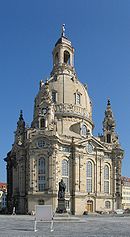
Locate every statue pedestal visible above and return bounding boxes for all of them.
[56,198,67,213]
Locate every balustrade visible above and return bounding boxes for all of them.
[55,103,89,118]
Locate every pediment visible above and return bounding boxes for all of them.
[74,136,108,151]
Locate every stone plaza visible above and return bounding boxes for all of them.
[0,214,130,237]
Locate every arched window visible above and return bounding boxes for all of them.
[64,50,70,64]
[86,161,93,193]
[55,52,59,65]
[81,124,87,137]
[105,201,111,209]
[38,158,45,174]
[38,158,46,191]
[62,159,69,192]
[104,165,110,194]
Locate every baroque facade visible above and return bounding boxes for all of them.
[5,27,124,215]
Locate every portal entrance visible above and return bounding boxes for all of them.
[86,200,93,212]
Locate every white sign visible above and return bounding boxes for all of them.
[34,205,54,232]
[35,205,52,221]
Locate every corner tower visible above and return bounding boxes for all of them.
[103,99,119,144]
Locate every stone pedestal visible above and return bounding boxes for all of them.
[56,198,67,213]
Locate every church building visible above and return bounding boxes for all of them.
[5,26,124,215]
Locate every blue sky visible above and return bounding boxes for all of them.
[0,0,130,182]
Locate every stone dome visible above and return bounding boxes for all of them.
[32,26,94,136]
[48,75,92,122]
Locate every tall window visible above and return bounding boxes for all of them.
[38,158,46,191]
[86,161,93,193]
[75,93,81,105]
[62,159,69,192]
[104,165,110,194]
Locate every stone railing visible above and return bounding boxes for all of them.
[55,103,91,120]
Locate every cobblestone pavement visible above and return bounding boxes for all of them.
[0,215,130,237]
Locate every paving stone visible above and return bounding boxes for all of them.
[0,215,130,237]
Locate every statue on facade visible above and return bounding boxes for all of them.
[58,179,66,199]
[56,179,67,213]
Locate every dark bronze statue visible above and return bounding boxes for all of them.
[58,179,66,199]
[56,179,67,213]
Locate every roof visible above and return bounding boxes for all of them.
[55,36,71,47]
[0,183,7,190]
[121,176,130,185]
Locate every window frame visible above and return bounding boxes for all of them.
[86,161,93,193]
[38,157,46,192]
[104,164,110,194]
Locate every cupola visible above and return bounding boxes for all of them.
[51,24,74,76]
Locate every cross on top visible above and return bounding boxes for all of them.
[61,24,65,37]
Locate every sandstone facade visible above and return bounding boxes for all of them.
[5,27,124,215]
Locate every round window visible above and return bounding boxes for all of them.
[37,140,45,148]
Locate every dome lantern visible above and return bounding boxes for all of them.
[51,25,74,73]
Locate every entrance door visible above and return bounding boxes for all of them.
[86,200,93,212]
